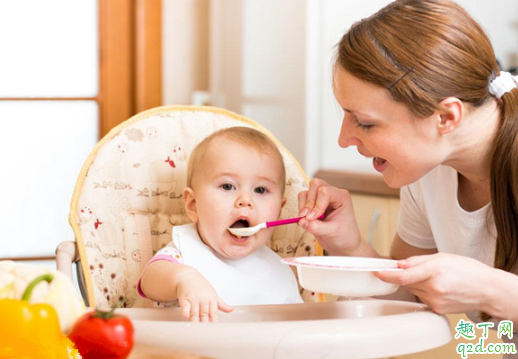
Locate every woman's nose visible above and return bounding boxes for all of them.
[235,192,254,208]
[338,118,361,148]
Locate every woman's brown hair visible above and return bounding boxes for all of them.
[336,0,518,317]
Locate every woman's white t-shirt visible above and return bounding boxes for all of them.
[397,165,517,352]
[398,165,496,264]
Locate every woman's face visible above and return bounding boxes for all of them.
[333,67,446,188]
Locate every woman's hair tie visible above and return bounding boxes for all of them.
[489,71,518,99]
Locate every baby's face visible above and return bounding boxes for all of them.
[187,139,285,259]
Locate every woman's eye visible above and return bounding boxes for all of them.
[353,117,373,130]
[221,183,235,191]
[344,109,373,130]
[254,187,267,194]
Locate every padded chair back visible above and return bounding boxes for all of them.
[69,106,323,308]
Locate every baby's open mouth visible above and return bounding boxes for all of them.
[230,219,250,229]
[228,219,252,240]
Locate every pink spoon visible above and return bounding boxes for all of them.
[228,214,325,237]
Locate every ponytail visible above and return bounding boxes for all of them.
[485,76,518,320]
[490,84,518,274]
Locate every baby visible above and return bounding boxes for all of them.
[138,126,302,322]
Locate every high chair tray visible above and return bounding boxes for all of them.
[119,299,451,359]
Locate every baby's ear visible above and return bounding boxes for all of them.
[281,197,287,208]
[183,187,199,223]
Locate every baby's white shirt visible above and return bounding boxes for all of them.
[164,223,303,306]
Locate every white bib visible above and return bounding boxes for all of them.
[173,223,302,306]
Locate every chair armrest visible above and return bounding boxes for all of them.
[55,241,80,282]
[55,241,89,306]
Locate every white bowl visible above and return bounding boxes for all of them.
[283,256,401,297]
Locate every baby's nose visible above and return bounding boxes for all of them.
[235,193,254,208]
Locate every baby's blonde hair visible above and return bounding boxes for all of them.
[187,127,286,193]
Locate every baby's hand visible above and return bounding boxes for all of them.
[176,269,233,322]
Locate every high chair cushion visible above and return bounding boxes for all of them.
[69,106,322,308]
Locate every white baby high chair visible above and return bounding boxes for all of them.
[56,105,324,308]
[57,105,452,359]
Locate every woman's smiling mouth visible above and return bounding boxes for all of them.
[373,156,388,172]
[357,149,388,172]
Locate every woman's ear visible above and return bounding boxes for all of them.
[183,187,199,223]
[437,97,463,135]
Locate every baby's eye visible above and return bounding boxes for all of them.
[254,187,267,194]
[221,183,235,191]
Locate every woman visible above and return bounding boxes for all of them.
[298,0,518,345]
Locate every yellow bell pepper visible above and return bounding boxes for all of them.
[0,260,86,333]
[0,274,80,359]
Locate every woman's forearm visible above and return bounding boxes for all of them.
[325,237,381,257]
[484,268,518,328]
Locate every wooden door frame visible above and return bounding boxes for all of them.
[99,0,162,138]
